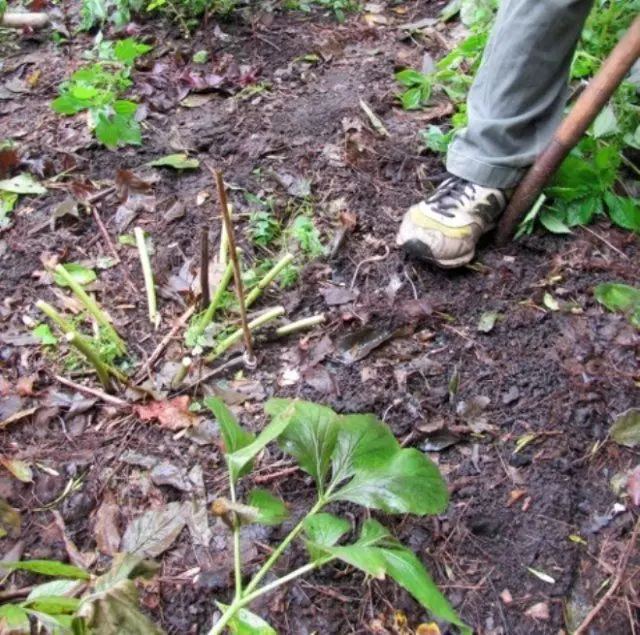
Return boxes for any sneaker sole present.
[402,239,475,269]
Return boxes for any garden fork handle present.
[496,15,640,245]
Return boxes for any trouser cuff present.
[446,147,526,189]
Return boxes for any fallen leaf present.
[477,312,500,333]
[150,154,200,170]
[95,491,121,556]
[15,376,36,397]
[121,502,188,557]
[0,457,33,483]
[336,326,394,364]
[186,465,211,547]
[456,395,494,433]
[150,463,192,491]
[52,198,80,227]
[181,94,215,108]
[611,408,640,447]
[52,510,93,569]
[163,200,185,223]
[134,396,198,431]
[0,173,47,195]
[115,169,153,199]
[320,286,358,306]
[507,489,526,507]
[525,602,550,621]
[0,499,21,538]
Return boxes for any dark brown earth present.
[1,2,639,634]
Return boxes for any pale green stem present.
[170,357,191,389]
[65,333,112,392]
[229,479,243,601]
[276,314,325,336]
[205,306,284,363]
[53,265,126,354]
[219,205,231,267]
[245,254,294,309]
[134,227,159,328]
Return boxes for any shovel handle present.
[496,15,640,245]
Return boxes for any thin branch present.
[52,374,128,406]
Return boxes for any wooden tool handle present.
[496,15,640,244]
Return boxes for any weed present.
[246,193,280,248]
[204,397,470,635]
[0,554,162,633]
[283,0,360,22]
[51,38,151,148]
[594,282,640,327]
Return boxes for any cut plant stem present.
[205,306,284,363]
[229,479,243,601]
[245,253,294,308]
[134,227,159,328]
[200,227,210,311]
[36,300,75,335]
[53,264,126,354]
[65,333,112,392]
[219,204,231,267]
[276,314,325,336]
[170,357,192,389]
[211,166,254,364]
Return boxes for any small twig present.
[183,356,245,391]
[134,227,159,328]
[350,245,390,289]
[90,205,120,264]
[581,225,629,260]
[574,518,640,635]
[200,227,210,310]
[87,186,116,205]
[134,305,195,381]
[0,586,35,601]
[210,165,255,364]
[253,465,300,484]
[276,314,325,336]
[52,374,128,406]
[205,306,285,363]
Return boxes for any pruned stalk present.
[205,306,284,363]
[170,357,192,389]
[245,254,294,308]
[134,227,159,328]
[36,300,75,335]
[219,204,231,267]
[65,333,112,392]
[276,314,325,336]
[53,265,126,354]
[211,167,254,363]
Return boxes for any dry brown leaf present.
[16,375,36,397]
[94,491,121,555]
[507,488,526,507]
[525,602,550,621]
[52,510,94,569]
[134,396,197,431]
[0,148,19,179]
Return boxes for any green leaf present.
[54,263,97,287]
[204,397,255,454]
[0,458,33,483]
[276,400,339,491]
[539,208,572,234]
[95,112,142,148]
[592,104,619,139]
[215,603,276,634]
[604,192,640,232]
[27,579,85,601]
[0,604,30,633]
[303,513,350,561]
[547,155,599,199]
[25,610,73,632]
[247,489,289,525]
[594,282,640,314]
[0,560,89,579]
[193,50,209,64]
[329,448,449,516]
[113,100,139,116]
[378,546,470,633]
[113,38,153,65]
[422,125,452,153]
[22,595,80,615]
[565,197,603,227]
[611,408,640,448]
[395,69,426,87]
[0,173,47,195]
[226,402,296,479]
[33,324,58,346]
[400,87,422,110]
[94,553,160,594]
[477,312,499,333]
[624,124,640,149]
[149,154,200,169]
[330,413,399,487]
[51,93,88,115]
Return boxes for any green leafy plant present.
[51,39,151,148]
[594,282,640,327]
[203,397,469,635]
[288,214,326,259]
[80,0,145,30]
[0,554,162,634]
[283,0,360,22]
[246,194,280,248]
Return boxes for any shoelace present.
[426,177,473,218]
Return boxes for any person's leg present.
[447,0,595,188]
[397,0,594,268]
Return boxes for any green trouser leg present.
[446,0,595,188]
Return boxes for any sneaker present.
[396,176,509,268]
